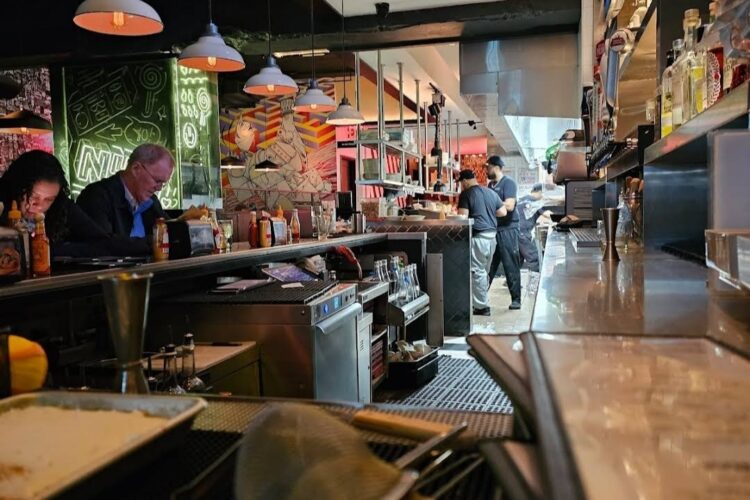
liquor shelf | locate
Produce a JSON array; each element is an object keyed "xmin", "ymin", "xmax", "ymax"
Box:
[{"xmin": 644, "ymin": 80, "xmax": 750, "ymax": 165}]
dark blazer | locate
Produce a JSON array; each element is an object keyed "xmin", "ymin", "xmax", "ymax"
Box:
[{"xmin": 77, "ymin": 173, "xmax": 167, "ymax": 242}]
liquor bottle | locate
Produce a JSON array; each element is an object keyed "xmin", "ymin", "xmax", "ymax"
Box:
[
  {"xmin": 724, "ymin": 57, "xmax": 750, "ymax": 94},
  {"xmin": 289, "ymin": 209, "xmax": 301, "ymax": 243},
  {"xmin": 680, "ymin": 9, "xmax": 704, "ymax": 121},
  {"xmin": 152, "ymin": 217, "xmax": 169, "ymax": 262},
  {"xmin": 671, "ymin": 39, "xmax": 686, "ymax": 129},
  {"xmin": 31, "ymin": 214, "xmax": 50, "ymax": 277},
  {"xmin": 705, "ymin": 1, "xmax": 724, "ymax": 108},
  {"xmin": 248, "ymin": 211, "xmax": 258, "ymax": 248},
  {"xmin": 661, "ymin": 49, "xmax": 676, "ymax": 138}
]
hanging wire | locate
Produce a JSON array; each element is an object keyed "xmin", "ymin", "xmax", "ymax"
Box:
[
  {"xmin": 340, "ymin": 0, "xmax": 347, "ymax": 99},
  {"xmin": 208, "ymin": 0, "xmax": 213, "ymax": 23},
  {"xmin": 310, "ymin": 0, "xmax": 316, "ymax": 80},
  {"xmin": 266, "ymin": 0, "xmax": 272, "ymax": 55}
]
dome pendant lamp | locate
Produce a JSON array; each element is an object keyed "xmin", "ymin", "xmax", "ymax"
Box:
[
  {"xmin": 73, "ymin": 0, "xmax": 163, "ymax": 36},
  {"xmin": 178, "ymin": 0, "xmax": 245, "ymax": 72},
  {"xmin": 293, "ymin": 0, "xmax": 336, "ymax": 113},
  {"xmin": 327, "ymin": 0, "xmax": 365, "ymax": 125},
  {"xmin": 244, "ymin": 0, "xmax": 298, "ymax": 96}
]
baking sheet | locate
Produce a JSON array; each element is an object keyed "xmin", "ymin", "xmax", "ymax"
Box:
[{"xmin": 0, "ymin": 391, "xmax": 206, "ymax": 499}]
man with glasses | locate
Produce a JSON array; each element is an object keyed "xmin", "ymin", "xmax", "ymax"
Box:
[{"xmin": 77, "ymin": 144, "xmax": 174, "ymax": 244}]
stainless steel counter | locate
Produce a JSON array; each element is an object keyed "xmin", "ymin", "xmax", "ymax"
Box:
[{"xmin": 532, "ymin": 230, "xmax": 709, "ymax": 336}]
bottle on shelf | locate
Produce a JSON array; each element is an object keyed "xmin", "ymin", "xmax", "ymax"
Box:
[
  {"xmin": 671, "ymin": 39, "xmax": 686, "ymax": 129},
  {"xmin": 248, "ymin": 211, "xmax": 259, "ymax": 248},
  {"xmin": 289, "ymin": 209, "xmax": 301, "ymax": 243},
  {"xmin": 152, "ymin": 217, "xmax": 169, "ymax": 262},
  {"xmin": 6, "ymin": 201, "xmax": 21, "ymax": 228},
  {"xmin": 705, "ymin": 1, "xmax": 725, "ymax": 108},
  {"xmin": 208, "ymin": 209, "xmax": 225, "ymax": 253},
  {"xmin": 661, "ymin": 49, "xmax": 676, "ymax": 138},
  {"xmin": 724, "ymin": 56, "xmax": 750, "ymax": 94},
  {"xmin": 679, "ymin": 9, "xmax": 704, "ymax": 121},
  {"xmin": 275, "ymin": 204, "xmax": 284, "ymax": 219},
  {"xmin": 31, "ymin": 214, "xmax": 50, "ymax": 277},
  {"xmin": 259, "ymin": 216, "xmax": 272, "ymax": 248}
]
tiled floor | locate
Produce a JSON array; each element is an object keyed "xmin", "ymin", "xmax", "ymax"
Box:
[{"xmin": 441, "ymin": 270, "xmax": 539, "ymax": 358}]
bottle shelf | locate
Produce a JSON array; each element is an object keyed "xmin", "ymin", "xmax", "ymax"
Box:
[{"xmin": 645, "ymin": 80, "xmax": 750, "ymax": 164}]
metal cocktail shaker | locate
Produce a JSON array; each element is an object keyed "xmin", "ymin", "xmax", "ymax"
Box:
[
  {"xmin": 601, "ymin": 208, "xmax": 620, "ymax": 262},
  {"xmin": 98, "ymin": 272, "xmax": 153, "ymax": 394},
  {"xmin": 354, "ymin": 212, "xmax": 366, "ymax": 234}
]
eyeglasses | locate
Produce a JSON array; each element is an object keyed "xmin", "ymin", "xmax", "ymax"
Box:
[{"xmin": 138, "ymin": 163, "xmax": 170, "ymax": 187}]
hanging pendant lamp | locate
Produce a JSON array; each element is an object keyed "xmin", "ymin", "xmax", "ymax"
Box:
[
  {"xmin": 327, "ymin": 0, "xmax": 364, "ymax": 125},
  {"xmin": 294, "ymin": 0, "xmax": 336, "ymax": 113},
  {"xmin": 254, "ymin": 158, "xmax": 279, "ymax": 171},
  {"xmin": 244, "ymin": 0, "xmax": 298, "ymax": 96},
  {"xmin": 0, "ymin": 110, "xmax": 53, "ymax": 135},
  {"xmin": 73, "ymin": 0, "xmax": 163, "ymax": 36},
  {"xmin": 179, "ymin": 1, "xmax": 245, "ymax": 72}
]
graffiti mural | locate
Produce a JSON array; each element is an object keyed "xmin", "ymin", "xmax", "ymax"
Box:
[
  {"xmin": 0, "ymin": 68, "xmax": 54, "ymax": 176},
  {"xmin": 63, "ymin": 61, "xmax": 181, "ymax": 208},
  {"xmin": 220, "ymin": 80, "xmax": 337, "ymax": 211}
]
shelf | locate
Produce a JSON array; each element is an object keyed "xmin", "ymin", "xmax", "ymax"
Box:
[
  {"xmin": 356, "ymin": 179, "xmax": 425, "ymax": 195},
  {"xmin": 644, "ymin": 81, "xmax": 750, "ymax": 165},
  {"xmin": 423, "ymin": 190, "xmax": 459, "ymax": 197},
  {"xmin": 605, "ymin": 148, "xmax": 640, "ymax": 180},
  {"xmin": 355, "ymin": 139, "xmax": 422, "ymax": 159}
]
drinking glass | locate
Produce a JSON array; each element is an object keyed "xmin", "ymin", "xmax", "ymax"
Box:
[
  {"xmin": 219, "ymin": 219, "xmax": 234, "ymax": 252},
  {"xmin": 409, "ymin": 264, "xmax": 420, "ymax": 298}
]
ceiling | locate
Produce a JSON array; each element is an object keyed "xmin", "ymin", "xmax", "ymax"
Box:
[{"xmin": 324, "ymin": 0, "xmax": 499, "ymax": 17}]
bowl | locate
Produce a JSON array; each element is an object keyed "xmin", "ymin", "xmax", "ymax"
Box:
[{"xmin": 404, "ymin": 215, "xmax": 426, "ymax": 221}]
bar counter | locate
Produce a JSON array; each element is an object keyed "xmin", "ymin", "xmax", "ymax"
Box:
[
  {"xmin": 473, "ymin": 231, "xmax": 750, "ymax": 499},
  {"xmin": 0, "ymin": 233, "xmax": 387, "ymax": 304}
]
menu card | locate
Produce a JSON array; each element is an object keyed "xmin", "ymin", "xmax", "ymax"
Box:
[{"xmin": 536, "ymin": 334, "xmax": 750, "ymax": 500}]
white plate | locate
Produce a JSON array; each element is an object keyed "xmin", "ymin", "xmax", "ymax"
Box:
[
  {"xmin": 384, "ymin": 216, "xmax": 403, "ymax": 221},
  {"xmin": 404, "ymin": 215, "xmax": 426, "ymax": 221}
]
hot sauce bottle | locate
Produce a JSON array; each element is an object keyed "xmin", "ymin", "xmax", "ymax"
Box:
[
  {"xmin": 248, "ymin": 211, "xmax": 259, "ymax": 248},
  {"xmin": 31, "ymin": 214, "xmax": 50, "ymax": 277}
]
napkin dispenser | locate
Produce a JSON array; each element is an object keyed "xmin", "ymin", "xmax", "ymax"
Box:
[{"xmin": 166, "ymin": 220, "xmax": 215, "ymax": 259}]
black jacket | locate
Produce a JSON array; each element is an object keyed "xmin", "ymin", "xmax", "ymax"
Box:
[{"xmin": 76, "ymin": 173, "xmax": 166, "ymax": 243}]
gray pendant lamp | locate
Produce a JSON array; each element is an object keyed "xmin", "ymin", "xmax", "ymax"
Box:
[
  {"xmin": 255, "ymin": 158, "xmax": 279, "ymax": 171},
  {"xmin": 244, "ymin": 0, "xmax": 298, "ymax": 96},
  {"xmin": 178, "ymin": 1, "xmax": 245, "ymax": 72},
  {"xmin": 293, "ymin": 0, "xmax": 336, "ymax": 113},
  {"xmin": 73, "ymin": 0, "xmax": 163, "ymax": 36},
  {"xmin": 0, "ymin": 110, "xmax": 53, "ymax": 135},
  {"xmin": 327, "ymin": 0, "xmax": 365, "ymax": 125}
]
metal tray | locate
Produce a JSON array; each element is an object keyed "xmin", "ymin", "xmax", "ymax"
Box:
[{"xmin": 0, "ymin": 391, "xmax": 207, "ymax": 499}]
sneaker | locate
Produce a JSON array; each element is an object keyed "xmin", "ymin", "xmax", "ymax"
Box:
[
  {"xmin": 509, "ymin": 301, "xmax": 521, "ymax": 310},
  {"xmin": 473, "ymin": 307, "xmax": 491, "ymax": 316}
]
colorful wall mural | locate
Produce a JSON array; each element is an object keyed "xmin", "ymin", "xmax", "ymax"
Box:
[
  {"xmin": 220, "ymin": 80, "xmax": 337, "ymax": 211},
  {"xmin": 0, "ymin": 68, "xmax": 54, "ymax": 176}
]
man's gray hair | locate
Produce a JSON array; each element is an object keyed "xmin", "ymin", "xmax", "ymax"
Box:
[{"xmin": 127, "ymin": 144, "xmax": 175, "ymax": 169}]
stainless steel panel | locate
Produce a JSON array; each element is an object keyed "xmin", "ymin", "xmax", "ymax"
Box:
[
  {"xmin": 460, "ymin": 34, "xmax": 579, "ymax": 118},
  {"xmin": 356, "ymin": 311, "xmax": 373, "ymax": 404},
  {"xmin": 427, "ymin": 253, "xmax": 445, "ymax": 347},
  {"xmin": 709, "ymin": 130, "xmax": 750, "ymax": 230},
  {"xmin": 314, "ymin": 303, "xmax": 361, "ymax": 402},
  {"xmin": 643, "ymin": 164, "xmax": 708, "ymax": 248}
]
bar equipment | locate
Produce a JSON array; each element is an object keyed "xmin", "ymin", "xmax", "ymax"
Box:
[
  {"xmin": 98, "ymin": 272, "xmax": 153, "ymax": 394},
  {"xmin": 601, "ymin": 208, "xmax": 621, "ymax": 262},
  {"xmin": 354, "ymin": 212, "xmax": 366, "ymax": 234}
]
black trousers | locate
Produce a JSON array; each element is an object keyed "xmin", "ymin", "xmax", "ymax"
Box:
[
  {"xmin": 519, "ymin": 231, "xmax": 540, "ymax": 272},
  {"xmin": 489, "ymin": 228, "xmax": 522, "ymax": 303}
]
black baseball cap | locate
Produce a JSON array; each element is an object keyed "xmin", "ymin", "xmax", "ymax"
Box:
[
  {"xmin": 486, "ymin": 155, "xmax": 505, "ymax": 168},
  {"xmin": 458, "ymin": 169, "xmax": 476, "ymax": 181}
]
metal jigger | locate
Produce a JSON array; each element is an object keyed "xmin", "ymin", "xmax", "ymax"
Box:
[
  {"xmin": 601, "ymin": 208, "xmax": 620, "ymax": 262},
  {"xmin": 98, "ymin": 272, "xmax": 154, "ymax": 394}
]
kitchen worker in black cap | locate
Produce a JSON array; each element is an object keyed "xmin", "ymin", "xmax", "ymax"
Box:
[
  {"xmin": 485, "ymin": 155, "xmax": 522, "ymax": 310},
  {"xmin": 457, "ymin": 169, "xmax": 507, "ymax": 316}
]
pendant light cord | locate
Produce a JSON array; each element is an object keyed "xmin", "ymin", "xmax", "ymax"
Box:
[
  {"xmin": 267, "ymin": 0, "xmax": 272, "ymax": 56},
  {"xmin": 341, "ymin": 0, "xmax": 347, "ymax": 99},
  {"xmin": 208, "ymin": 0, "xmax": 213, "ymax": 23},
  {"xmin": 310, "ymin": 0, "xmax": 316, "ymax": 80}
]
